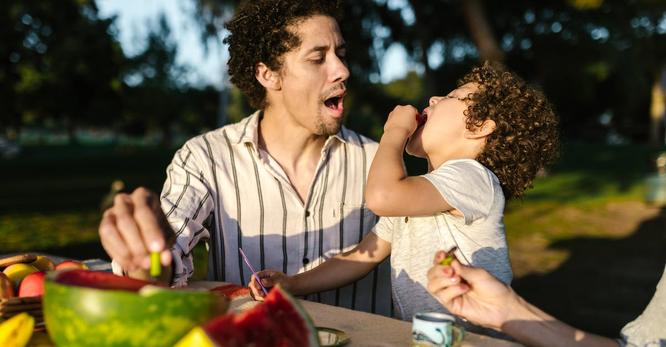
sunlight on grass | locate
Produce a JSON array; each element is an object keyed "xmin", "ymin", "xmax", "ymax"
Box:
[{"xmin": 0, "ymin": 211, "xmax": 100, "ymax": 253}]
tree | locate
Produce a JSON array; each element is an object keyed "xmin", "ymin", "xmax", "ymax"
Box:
[
  {"xmin": 122, "ymin": 14, "xmax": 190, "ymax": 147},
  {"xmin": 186, "ymin": 0, "xmax": 666, "ymax": 143},
  {"xmin": 0, "ymin": 0, "xmax": 124, "ymax": 141}
]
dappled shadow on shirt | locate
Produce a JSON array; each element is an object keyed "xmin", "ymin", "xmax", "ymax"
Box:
[{"xmin": 512, "ymin": 207, "xmax": 666, "ymax": 337}]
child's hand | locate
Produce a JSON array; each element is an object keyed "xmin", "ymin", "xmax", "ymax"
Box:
[
  {"xmin": 384, "ymin": 105, "xmax": 420, "ymax": 138},
  {"xmin": 249, "ymin": 270, "xmax": 291, "ymax": 301}
]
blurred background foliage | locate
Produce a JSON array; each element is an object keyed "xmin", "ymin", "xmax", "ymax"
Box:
[
  {"xmin": 2, "ymin": 0, "xmax": 666, "ymax": 337},
  {"xmin": 1, "ymin": 0, "xmax": 666, "ymax": 144}
]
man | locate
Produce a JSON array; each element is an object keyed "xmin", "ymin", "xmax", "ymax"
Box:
[
  {"xmin": 98, "ymin": 0, "xmax": 391, "ymax": 315},
  {"xmin": 427, "ymin": 251, "xmax": 666, "ymax": 346}
]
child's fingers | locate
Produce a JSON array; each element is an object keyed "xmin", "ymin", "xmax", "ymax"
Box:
[
  {"xmin": 433, "ymin": 250, "xmax": 446, "ymax": 265},
  {"xmin": 249, "ymin": 274, "xmax": 266, "ymax": 301},
  {"xmin": 256, "ymin": 270, "xmax": 283, "ymax": 288}
]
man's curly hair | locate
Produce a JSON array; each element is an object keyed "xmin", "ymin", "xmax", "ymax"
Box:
[
  {"xmin": 225, "ymin": 0, "xmax": 340, "ymax": 109},
  {"xmin": 459, "ymin": 62, "xmax": 559, "ymax": 199}
]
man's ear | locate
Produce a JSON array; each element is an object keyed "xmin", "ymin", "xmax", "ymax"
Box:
[
  {"xmin": 465, "ymin": 119, "xmax": 496, "ymax": 139},
  {"xmin": 255, "ymin": 62, "xmax": 281, "ymax": 91}
]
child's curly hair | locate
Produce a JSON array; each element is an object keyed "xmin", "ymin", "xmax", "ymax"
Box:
[
  {"xmin": 224, "ymin": 0, "xmax": 340, "ymax": 109},
  {"xmin": 459, "ymin": 62, "xmax": 559, "ymax": 199}
]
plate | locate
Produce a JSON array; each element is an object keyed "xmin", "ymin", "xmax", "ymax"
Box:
[{"xmin": 317, "ymin": 327, "xmax": 350, "ymax": 346}]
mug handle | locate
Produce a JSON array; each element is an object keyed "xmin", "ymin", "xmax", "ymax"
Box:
[{"xmin": 452, "ymin": 325, "xmax": 465, "ymax": 346}]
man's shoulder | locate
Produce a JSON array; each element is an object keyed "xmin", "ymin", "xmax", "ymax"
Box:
[
  {"xmin": 339, "ymin": 126, "xmax": 378, "ymax": 151},
  {"xmin": 183, "ymin": 113, "xmax": 257, "ymax": 150}
]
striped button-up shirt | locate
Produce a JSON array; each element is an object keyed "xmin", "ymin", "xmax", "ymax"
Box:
[{"xmin": 161, "ymin": 111, "xmax": 392, "ymax": 316}]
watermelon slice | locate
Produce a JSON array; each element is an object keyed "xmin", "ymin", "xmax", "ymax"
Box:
[
  {"xmin": 43, "ymin": 270, "xmax": 229, "ymax": 347},
  {"xmin": 210, "ymin": 283, "xmax": 251, "ymax": 300},
  {"xmin": 176, "ymin": 286, "xmax": 320, "ymax": 347}
]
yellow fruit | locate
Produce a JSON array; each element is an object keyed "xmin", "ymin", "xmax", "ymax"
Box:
[
  {"xmin": 0, "ymin": 313, "xmax": 34, "ymax": 347},
  {"xmin": 3, "ymin": 264, "xmax": 39, "ymax": 288},
  {"xmin": 174, "ymin": 326, "xmax": 215, "ymax": 347},
  {"xmin": 29, "ymin": 256, "xmax": 55, "ymax": 272}
]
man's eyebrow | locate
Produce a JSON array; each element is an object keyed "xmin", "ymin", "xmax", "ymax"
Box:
[{"xmin": 305, "ymin": 43, "xmax": 346, "ymax": 54}]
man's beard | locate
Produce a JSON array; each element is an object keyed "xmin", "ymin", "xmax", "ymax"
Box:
[{"xmin": 315, "ymin": 111, "xmax": 342, "ymax": 136}]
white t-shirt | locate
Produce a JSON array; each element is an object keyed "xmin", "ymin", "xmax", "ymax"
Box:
[
  {"xmin": 373, "ymin": 159, "xmax": 512, "ymax": 321},
  {"xmin": 619, "ymin": 263, "xmax": 666, "ymax": 346}
]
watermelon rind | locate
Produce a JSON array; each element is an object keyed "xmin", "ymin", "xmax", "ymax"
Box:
[{"xmin": 43, "ymin": 270, "xmax": 227, "ymax": 347}]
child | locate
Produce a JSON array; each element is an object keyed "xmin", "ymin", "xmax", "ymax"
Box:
[{"xmin": 249, "ymin": 62, "xmax": 559, "ymax": 323}]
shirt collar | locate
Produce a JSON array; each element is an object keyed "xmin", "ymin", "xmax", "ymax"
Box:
[{"xmin": 236, "ymin": 110, "xmax": 348, "ymax": 147}]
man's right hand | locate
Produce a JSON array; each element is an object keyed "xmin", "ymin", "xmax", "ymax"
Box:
[{"xmin": 99, "ymin": 187, "xmax": 175, "ymax": 282}]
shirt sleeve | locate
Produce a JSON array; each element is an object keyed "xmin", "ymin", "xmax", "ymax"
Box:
[
  {"xmin": 422, "ymin": 160, "xmax": 496, "ymax": 225},
  {"xmin": 160, "ymin": 144, "xmax": 215, "ymax": 287},
  {"xmin": 371, "ymin": 216, "xmax": 396, "ymax": 244},
  {"xmin": 110, "ymin": 143, "xmax": 214, "ymax": 287}
]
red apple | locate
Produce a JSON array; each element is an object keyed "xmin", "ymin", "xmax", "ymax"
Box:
[
  {"xmin": 55, "ymin": 260, "xmax": 88, "ymax": 271},
  {"xmin": 0, "ymin": 272, "xmax": 14, "ymax": 299},
  {"xmin": 18, "ymin": 271, "xmax": 46, "ymax": 297}
]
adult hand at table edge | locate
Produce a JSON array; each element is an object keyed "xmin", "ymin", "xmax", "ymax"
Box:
[
  {"xmin": 427, "ymin": 251, "xmax": 621, "ymax": 347},
  {"xmin": 427, "ymin": 250, "xmax": 516, "ymax": 331},
  {"xmin": 99, "ymin": 187, "xmax": 175, "ymax": 283}
]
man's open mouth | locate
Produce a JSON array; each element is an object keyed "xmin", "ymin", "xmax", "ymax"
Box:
[{"xmin": 324, "ymin": 95, "xmax": 343, "ymax": 111}]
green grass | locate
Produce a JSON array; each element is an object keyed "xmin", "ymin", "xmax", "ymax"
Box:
[
  {"xmin": 1, "ymin": 142, "xmax": 664, "ymax": 335},
  {"xmin": 505, "ymin": 142, "xmax": 661, "ymax": 240},
  {"xmin": 0, "ymin": 145, "xmax": 171, "ymax": 257},
  {"xmin": 1, "ymin": 142, "xmax": 661, "ymax": 273},
  {"xmin": 1, "ymin": 142, "xmax": 663, "ymax": 255}
]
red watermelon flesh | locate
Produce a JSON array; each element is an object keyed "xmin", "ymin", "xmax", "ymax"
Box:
[
  {"xmin": 210, "ymin": 283, "xmax": 250, "ymax": 299},
  {"xmin": 203, "ymin": 286, "xmax": 320, "ymax": 347},
  {"xmin": 54, "ymin": 269, "xmax": 165, "ymax": 291}
]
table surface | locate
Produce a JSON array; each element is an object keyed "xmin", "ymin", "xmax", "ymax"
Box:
[
  {"xmin": 191, "ymin": 281, "xmax": 523, "ymax": 347},
  {"xmin": 7, "ymin": 255, "xmax": 523, "ymax": 347}
]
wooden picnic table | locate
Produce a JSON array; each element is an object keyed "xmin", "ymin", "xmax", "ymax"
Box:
[
  {"xmin": 9, "ymin": 253, "xmax": 522, "ymax": 346},
  {"xmin": 190, "ymin": 281, "xmax": 523, "ymax": 347}
]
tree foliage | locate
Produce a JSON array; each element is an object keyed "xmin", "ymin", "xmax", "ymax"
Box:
[
  {"xmin": 2, "ymin": 0, "xmax": 665, "ymax": 144},
  {"xmin": 0, "ymin": 0, "xmax": 124, "ymax": 138},
  {"xmin": 191, "ymin": 0, "xmax": 666, "ymax": 143}
]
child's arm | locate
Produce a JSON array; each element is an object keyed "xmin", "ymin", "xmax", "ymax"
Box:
[
  {"xmin": 366, "ymin": 105, "xmax": 454, "ymax": 216},
  {"xmin": 249, "ymin": 233, "xmax": 391, "ymax": 299}
]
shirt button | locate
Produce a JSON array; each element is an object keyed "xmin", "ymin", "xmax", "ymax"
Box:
[
  {"xmin": 305, "ymin": 210, "xmax": 311, "ymax": 217},
  {"xmin": 302, "ymin": 258, "xmax": 310, "ymax": 265}
]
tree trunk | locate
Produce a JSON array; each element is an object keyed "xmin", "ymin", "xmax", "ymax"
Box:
[{"xmin": 461, "ymin": 0, "xmax": 505, "ymax": 63}]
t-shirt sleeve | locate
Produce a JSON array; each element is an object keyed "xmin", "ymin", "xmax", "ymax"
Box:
[
  {"xmin": 371, "ymin": 216, "xmax": 395, "ymax": 244},
  {"xmin": 422, "ymin": 160, "xmax": 496, "ymax": 225}
]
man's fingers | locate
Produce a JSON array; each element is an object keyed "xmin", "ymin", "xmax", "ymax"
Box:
[
  {"xmin": 99, "ymin": 210, "xmax": 133, "ymax": 270},
  {"xmin": 131, "ymin": 188, "xmax": 171, "ymax": 253},
  {"xmin": 113, "ymin": 194, "xmax": 150, "ymax": 267},
  {"xmin": 160, "ymin": 249, "xmax": 172, "ymax": 267}
]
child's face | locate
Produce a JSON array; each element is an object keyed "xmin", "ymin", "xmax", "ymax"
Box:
[{"xmin": 406, "ymin": 83, "xmax": 478, "ymax": 161}]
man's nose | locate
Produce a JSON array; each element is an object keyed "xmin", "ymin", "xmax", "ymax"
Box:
[{"xmin": 330, "ymin": 55, "xmax": 349, "ymax": 83}]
